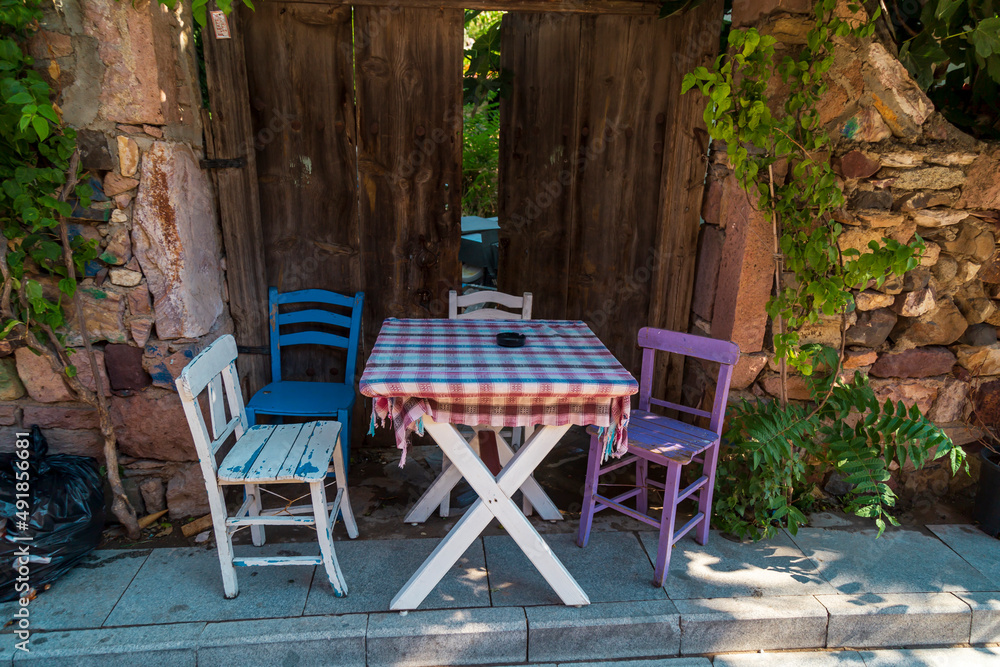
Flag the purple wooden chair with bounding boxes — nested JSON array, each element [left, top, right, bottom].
[[577, 327, 739, 586]]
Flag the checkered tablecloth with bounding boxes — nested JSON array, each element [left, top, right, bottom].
[[360, 318, 638, 466]]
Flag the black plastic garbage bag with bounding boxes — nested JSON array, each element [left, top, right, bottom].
[[0, 426, 105, 602]]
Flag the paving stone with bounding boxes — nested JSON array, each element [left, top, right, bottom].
[[526, 600, 680, 663], [785, 527, 994, 594], [560, 660, 710, 667], [303, 537, 488, 615], [858, 646, 1000, 667], [103, 545, 313, 626], [0, 549, 150, 631], [819, 592, 970, 648], [486, 530, 666, 607], [674, 595, 828, 655], [11, 622, 203, 666], [926, 524, 1000, 582], [197, 614, 367, 666], [638, 530, 836, 599], [712, 651, 867, 667], [955, 592, 1000, 643], [367, 606, 526, 666]]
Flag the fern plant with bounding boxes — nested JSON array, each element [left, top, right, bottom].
[[717, 347, 966, 540]]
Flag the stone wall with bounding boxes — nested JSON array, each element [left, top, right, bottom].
[[694, 0, 999, 501], [2, 0, 230, 519]]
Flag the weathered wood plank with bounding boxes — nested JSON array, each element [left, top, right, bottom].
[[498, 13, 584, 320], [354, 6, 463, 349], [293, 0, 660, 14], [567, 14, 676, 377], [202, 3, 270, 397], [243, 1, 361, 383], [647, 0, 725, 403]]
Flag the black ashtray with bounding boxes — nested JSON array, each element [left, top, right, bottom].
[[496, 332, 526, 348]]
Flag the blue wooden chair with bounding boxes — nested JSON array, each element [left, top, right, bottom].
[[246, 288, 364, 471]]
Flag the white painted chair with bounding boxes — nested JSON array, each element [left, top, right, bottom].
[[442, 289, 537, 517], [175, 334, 358, 599]]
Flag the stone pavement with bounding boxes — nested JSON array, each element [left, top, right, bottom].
[[0, 522, 997, 666]]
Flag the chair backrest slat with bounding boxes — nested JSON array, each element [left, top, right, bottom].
[[268, 288, 364, 384], [449, 290, 532, 321], [636, 327, 740, 437], [176, 335, 249, 466]]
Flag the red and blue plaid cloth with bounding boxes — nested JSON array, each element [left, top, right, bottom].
[[360, 318, 638, 466]]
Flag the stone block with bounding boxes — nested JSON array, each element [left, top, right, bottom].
[[165, 463, 209, 519], [15, 347, 73, 403], [692, 225, 724, 321], [860, 647, 1000, 667], [22, 404, 100, 430], [864, 42, 933, 137], [103, 172, 139, 197], [944, 226, 995, 263], [891, 298, 968, 348], [133, 142, 224, 339], [955, 344, 1000, 376], [891, 288, 934, 317], [911, 208, 969, 228], [65, 286, 128, 346], [104, 343, 151, 391], [855, 290, 894, 311], [876, 149, 924, 168], [919, 241, 941, 267], [869, 378, 938, 414], [0, 403, 17, 426], [0, 357, 25, 401], [675, 596, 828, 655], [840, 107, 892, 143], [961, 323, 998, 346], [130, 316, 154, 347], [845, 308, 896, 347], [761, 374, 812, 401], [897, 190, 960, 211], [869, 346, 955, 378], [731, 352, 768, 390], [111, 390, 197, 461], [889, 166, 966, 191], [72, 348, 111, 397], [117, 135, 139, 177], [11, 622, 203, 666], [714, 652, 866, 667], [820, 592, 970, 648], [367, 607, 527, 667], [979, 249, 1000, 284], [733, 0, 812, 25], [837, 150, 881, 179], [929, 377, 969, 422], [109, 268, 142, 287], [957, 592, 1000, 643], [197, 614, 367, 666], [711, 176, 775, 354], [956, 146, 1000, 211], [856, 211, 904, 228], [527, 600, 679, 663], [843, 348, 877, 369], [77, 129, 114, 171], [104, 223, 132, 265], [849, 189, 892, 210]]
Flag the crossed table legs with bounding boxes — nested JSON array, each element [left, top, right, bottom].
[[390, 417, 590, 610]]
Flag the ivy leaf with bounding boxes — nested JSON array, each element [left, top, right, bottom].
[[31, 115, 49, 140], [64, 365, 77, 379], [971, 18, 1000, 59], [6, 90, 32, 105], [58, 278, 76, 297]]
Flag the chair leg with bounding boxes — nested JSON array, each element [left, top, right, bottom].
[[576, 431, 602, 548], [338, 409, 351, 474], [310, 480, 348, 597], [331, 435, 359, 540], [653, 462, 683, 587], [695, 440, 721, 546], [246, 484, 265, 546], [636, 458, 649, 515], [205, 480, 239, 599]]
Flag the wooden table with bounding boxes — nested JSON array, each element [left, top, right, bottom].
[[360, 318, 638, 610]]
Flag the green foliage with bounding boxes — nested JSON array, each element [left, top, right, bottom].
[[683, 1, 966, 538], [718, 347, 967, 540], [463, 10, 510, 108], [893, 0, 1000, 138], [682, 0, 922, 375], [1, 0, 94, 342], [462, 103, 500, 217]]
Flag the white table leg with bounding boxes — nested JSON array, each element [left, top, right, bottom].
[[407, 425, 485, 524], [391, 419, 589, 610], [492, 428, 562, 521]]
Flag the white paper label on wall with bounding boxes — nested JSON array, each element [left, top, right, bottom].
[[211, 10, 231, 39]]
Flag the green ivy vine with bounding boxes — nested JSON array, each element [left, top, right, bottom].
[[682, 0, 967, 539]]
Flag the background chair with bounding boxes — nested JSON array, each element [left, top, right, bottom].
[[175, 334, 358, 599], [577, 327, 739, 586], [247, 288, 364, 471], [440, 289, 534, 517]]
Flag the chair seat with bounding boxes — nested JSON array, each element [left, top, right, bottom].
[[219, 422, 340, 483], [627, 410, 720, 465], [248, 381, 356, 417]]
